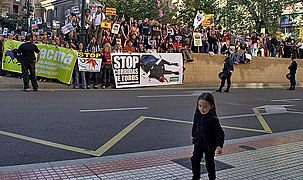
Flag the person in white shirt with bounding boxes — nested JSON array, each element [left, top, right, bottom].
[[92, 5, 106, 45], [84, 9, 93, 45]]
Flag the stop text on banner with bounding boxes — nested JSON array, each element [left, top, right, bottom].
[[78, 52, 103, 72]]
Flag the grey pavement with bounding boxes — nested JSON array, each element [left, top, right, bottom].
[[0, 129, 302, 179], [0, 75, 301, 90], [1, 75, 303, 180]]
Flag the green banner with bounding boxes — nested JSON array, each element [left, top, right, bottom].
[[1, 40, 77, 84]]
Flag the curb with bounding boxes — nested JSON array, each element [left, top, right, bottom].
[[0, 76, 302, 90]]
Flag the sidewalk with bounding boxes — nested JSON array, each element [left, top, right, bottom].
[[0, 75, 298, 90], [0, 76, 72, 90], [0, 129, 302, 180]]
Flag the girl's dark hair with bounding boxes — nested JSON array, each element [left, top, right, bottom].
[[195, 92, 218, 117]]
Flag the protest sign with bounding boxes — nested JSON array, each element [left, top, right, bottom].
[[2, 40, 77, 83], [31, 20, 38, 30], [65, 9, 71, 18], [61, 23, 74, 34], [71, 6, 80, 14], [46, 22, 51, 28], [112, 53, 183, 88], [194, 12, 204, 30], [78, 52, 103, 72], [101, 21, 112, 29], [106, 8, 116, 16], [3, 28, 8, 36], [202, 14, 215, 27], [111, 23, 120, 34], [37, 17, 43, 25], [52, 20, 60, 29], [193, 32, 202, 46]]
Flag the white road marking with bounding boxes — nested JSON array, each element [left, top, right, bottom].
[[255, 105, 293, 114], [138, 91, 213, 98], [219, 111, 289, 120], [288, 111, 303, 115], [270, 99, 301, 102], [80, 107, 148, 113]]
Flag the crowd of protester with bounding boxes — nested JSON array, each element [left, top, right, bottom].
[[1, 5, 303, 89]]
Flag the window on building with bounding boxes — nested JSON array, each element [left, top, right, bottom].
[[13, 5, 19, 14], [54, 7, 57, 18]]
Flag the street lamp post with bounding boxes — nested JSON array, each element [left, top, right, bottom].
[[79, 0, 86, 45], [22, 0, 34, 33]]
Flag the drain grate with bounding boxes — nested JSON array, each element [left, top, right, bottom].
[[239, 145, 257, 151], [173, 158, 234, 174]]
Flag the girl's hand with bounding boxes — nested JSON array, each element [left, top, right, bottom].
[[190, 137, 194, 144], [215, 147, 223, 156]]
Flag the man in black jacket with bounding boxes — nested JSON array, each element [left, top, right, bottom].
[[287, 56, 297, 90], [17, 35, 40, 92], [216, 51, 234, 93]]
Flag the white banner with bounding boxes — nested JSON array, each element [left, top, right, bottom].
[[111, 23, 120, 34], [37, 17, 43, 25], [112, 53, 183, 88], [194, 12, 204, 30], [61, 23, 74, 34], [3, 28, 8, 36], [78, 52, 103, 72], [71, 6, 80, 14], [193, 32, 202, 46], [65, 9, 71, 18], [78, 58, 102, 72]]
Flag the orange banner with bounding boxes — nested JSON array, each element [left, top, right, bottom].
[[106, 8, 116, 16], [101, 21, 112, 29], [202, 14, 214, 27]]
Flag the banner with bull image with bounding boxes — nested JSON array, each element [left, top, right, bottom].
[[1, 40, 77, 84], [78, 52, 103, 72], [112, 53, 183, 88]]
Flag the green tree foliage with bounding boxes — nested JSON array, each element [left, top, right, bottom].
[[103, 0, 161, 20], [177, 0, 218, 26], [102, 0, 178, 23], [177, 0, 298, 34], [218, 0, 293, 35], [0, 13, 27, 33]]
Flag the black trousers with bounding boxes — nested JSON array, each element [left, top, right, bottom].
[[21, 61, 38, 90], [290, 73, 296, 89], [191, 145, 216, 180], [101, 64, 114, 88], [219, 71, 232, 91]]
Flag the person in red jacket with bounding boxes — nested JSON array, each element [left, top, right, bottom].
[[101, 43, 114, 88]]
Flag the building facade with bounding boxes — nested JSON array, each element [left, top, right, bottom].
[[0, 0, 24, 16], [39, 0, 80, 23], [279, 2, 303, 37]]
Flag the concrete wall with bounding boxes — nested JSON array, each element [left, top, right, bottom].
[[184, 53, 302, 84]]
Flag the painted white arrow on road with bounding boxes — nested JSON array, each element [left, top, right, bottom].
[[255, 105, 294, 114]]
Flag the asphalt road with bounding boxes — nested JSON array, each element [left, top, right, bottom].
[[0, 88, 303, 167]]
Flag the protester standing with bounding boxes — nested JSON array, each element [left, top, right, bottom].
[[191, 93, 225, 180], [73, 42, 87, 89], [101, 43, 114, 89], [92, 6, 105, 45], [216, 51, 234, 93], [17, 35, 41, 92], [287, 56, 297, 90]]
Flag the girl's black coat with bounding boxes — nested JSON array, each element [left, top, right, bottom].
[[192, 112, 225, 151]]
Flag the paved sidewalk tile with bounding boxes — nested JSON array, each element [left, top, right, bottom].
[[0, 130, 302, 179]]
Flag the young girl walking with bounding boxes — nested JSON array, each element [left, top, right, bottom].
[[191, 93, 225, 180]]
